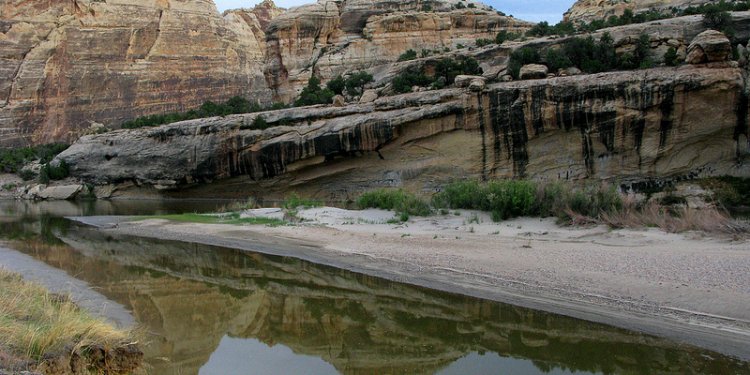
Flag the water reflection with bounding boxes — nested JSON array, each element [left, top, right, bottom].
[[0, 200, 748, 374]]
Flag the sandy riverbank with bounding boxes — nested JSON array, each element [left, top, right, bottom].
[[74, 207, 750, 361]]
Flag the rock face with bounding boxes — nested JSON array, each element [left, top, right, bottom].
[[0, 0, 530, 148], [564, 0, 718, 24], [57, 66, 750, 199], [686, 30, 732, 64], [519, 64, 549, 80], [0, 0, 280, 149], [264, 0, 532, 101]]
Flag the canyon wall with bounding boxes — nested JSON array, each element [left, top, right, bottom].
[[0, 0, 527, 148], [57, 64, 750, 199], [564, 0, 733, 24], [0, 0, 277, 148], [264, 0, 531, 101]]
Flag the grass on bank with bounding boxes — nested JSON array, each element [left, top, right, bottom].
[[0, 269, 131, 362], [354, 180, 747, 234]]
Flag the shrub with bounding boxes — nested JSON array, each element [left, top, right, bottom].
[[664, 47, 680, 66], [251, 116, 269, 129], [397, 49, 418, 62], [392, 66, 433, 93], [121, 96, 263, 129], [433, 180, 537, 221], [326, 75, 346, 95], [495, 30, 520, 44], [344, 71, 374, 98], [703, 7, 734, 38], [0, 144, 69, 174], [295, 76, 335, 106], [38, 160, 69, 184], [476, 38, 494, 47], [357, 189, 431, 217], [508, 47, 541, 79], [283, 193, 322, 209]]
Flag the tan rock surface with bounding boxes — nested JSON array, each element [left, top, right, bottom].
[[686, 29, 732, 64], [56, 66, 750, 199], [0, 0, 277, 148], [564, 0, 717, 24]]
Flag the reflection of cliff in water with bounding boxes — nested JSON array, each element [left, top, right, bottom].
[[9, 224, 749, 375]]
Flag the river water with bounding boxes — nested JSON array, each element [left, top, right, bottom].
[[0, 199, 748, 375]]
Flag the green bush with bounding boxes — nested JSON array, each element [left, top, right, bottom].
[[508, 47, 541, 79], [295, 76, 335, 106], [397, 49, 418, 62], [433, 179, 623, 222], [495, 30, 520, 44], [357, 189, 431, 217], [344, 71, 374, 98], [476, 38, 494, 47], [664, 47, 680, 66], [392, 67, 433, 93], [433, 180, 537, 221], [283, 193, 322, 209], [251, 116, 270, 129], [326, 75, 346, 95], [38, 160, 69, 184], [122, 96, 263, 129], [703, 7, 734, 38], [0, 144, 69, 174]]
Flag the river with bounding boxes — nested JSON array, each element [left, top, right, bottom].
[[0, 199, 748, 375]]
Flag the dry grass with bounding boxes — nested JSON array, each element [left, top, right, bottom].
[[601, 196, 749, 235], [0, 269, 131, 362]]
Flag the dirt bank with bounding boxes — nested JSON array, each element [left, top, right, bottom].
[[74, 208, 750, 361]]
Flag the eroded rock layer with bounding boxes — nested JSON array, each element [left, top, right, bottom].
[[57, 65, 750, 199], [0, 0, 529, 148], [0, 0, 279, 148], [564, 0, 734, 24], [264, 0, 531, 101]]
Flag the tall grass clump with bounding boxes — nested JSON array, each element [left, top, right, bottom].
[[357, 189, 431, 218], [433, 180, 623, 222], [433, 180, 538, 221], [283, 193, 322, 209], [0, 269, 131, 362]]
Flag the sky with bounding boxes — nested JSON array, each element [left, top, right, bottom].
[[213, 0, 576, 23]]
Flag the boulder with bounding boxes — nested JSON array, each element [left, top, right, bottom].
[[332, 95, 346, 107], [519, 64, 549, 80], [500, 74, 513, 82], [454, 75, 484, 88], [686, 30, 731, 64], [469, 78, 486, 92], [36, 185, 83, 200], [560, 67, 582, 76], [359, 89, 379, 103]]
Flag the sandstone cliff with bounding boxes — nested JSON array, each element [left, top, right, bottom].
[[264, 0, 531, 101], [564, 0, 730, 24], [0, 0, 278, 148], [56, 64, 750, 199], [0, 0, 529, 148]]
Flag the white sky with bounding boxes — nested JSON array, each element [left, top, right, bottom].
[[213, 0, 576, 23]]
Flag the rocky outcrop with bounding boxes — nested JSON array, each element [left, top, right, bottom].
[[264, 0, 532, 101], [564, 0, 721, 24], [0, 0, 278, 149], [686, 29, 732, 64], [0, 0, 530, 149], [56, 65, 750, 199], [519, 64, 549, 80]]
